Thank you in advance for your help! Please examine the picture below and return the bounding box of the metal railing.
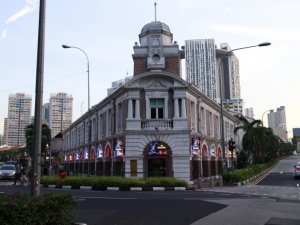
[141,119,173,129]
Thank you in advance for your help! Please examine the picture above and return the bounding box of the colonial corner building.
[60,20,238,184]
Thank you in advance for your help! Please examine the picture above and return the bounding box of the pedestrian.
[20,166,29,186]
[14,162,21,185]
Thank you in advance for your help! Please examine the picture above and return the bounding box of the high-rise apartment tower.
[185,40,241,111]
[49,93,73,137]
[5,93,32,146]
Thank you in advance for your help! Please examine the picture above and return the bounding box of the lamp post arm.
[63,45,90,110]
[261,110,271,126]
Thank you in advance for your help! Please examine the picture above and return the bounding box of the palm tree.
[235,115,280,164]
[234,115,262,164]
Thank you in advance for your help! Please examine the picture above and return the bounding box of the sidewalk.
[191,198,300,225]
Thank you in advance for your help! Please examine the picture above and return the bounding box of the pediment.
[125,72,187,89]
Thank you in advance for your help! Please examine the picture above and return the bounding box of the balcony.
[141,119,173,130]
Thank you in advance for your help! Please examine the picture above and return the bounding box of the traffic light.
[229,139,235,151]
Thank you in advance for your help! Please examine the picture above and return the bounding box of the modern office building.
[223,99,244,115]
[49,93,73,137]
[60,20,239,184]
[107,76,133,96]
[5,93,32,146]
[218,43,240,100]
[244,107,254,119]
[268,106,287,141]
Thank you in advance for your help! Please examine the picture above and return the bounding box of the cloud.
[5,0,38,24]
[2,29,7,39]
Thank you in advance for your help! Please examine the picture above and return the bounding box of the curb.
[234,161,280,186]
[43,184,190,191]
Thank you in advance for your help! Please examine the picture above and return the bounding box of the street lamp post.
[62,44,91,175]
[62,45,90,110]
[219,42,271,171]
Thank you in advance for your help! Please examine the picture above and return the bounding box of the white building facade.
[61,21,238,184]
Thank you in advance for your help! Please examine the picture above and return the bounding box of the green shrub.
[41,175,188,188]
[0,192,77,225]
[223,161,276,185]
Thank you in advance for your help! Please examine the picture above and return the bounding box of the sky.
[0,0,300,138]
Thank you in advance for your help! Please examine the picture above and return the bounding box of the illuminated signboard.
[148,142,168,156]
[191,137,200,156]
[97,145,103,158]
[69,152,73,161]
[210,147,215,158]
[115,138,124,157]
[84,147,89,160]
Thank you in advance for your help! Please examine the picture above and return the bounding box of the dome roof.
[140,21,171,36]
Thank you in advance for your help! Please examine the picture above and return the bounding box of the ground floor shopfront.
[62,133,232,186]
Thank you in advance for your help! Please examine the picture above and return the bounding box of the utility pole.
[31,0,46,196]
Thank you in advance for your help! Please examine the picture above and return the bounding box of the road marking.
[77,196,138,200]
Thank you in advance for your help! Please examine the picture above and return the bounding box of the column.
[164,97,168,119]
[181,98,187,118]
[128,99,133,119]
[135,99,140,119]
[174,98,179,118]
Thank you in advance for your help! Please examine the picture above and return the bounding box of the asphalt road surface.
[1,155,300,225]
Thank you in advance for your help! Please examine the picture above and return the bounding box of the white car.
[0,164,16,180]
[294,162,300,179]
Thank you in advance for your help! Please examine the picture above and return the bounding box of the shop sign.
[191,137,200,156]
[97,145,103,158]
[115,138,124,157]
[148,142,168,156]
[75,150,79,160]
[84,147,89,160]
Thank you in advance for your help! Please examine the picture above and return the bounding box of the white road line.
[77,196,137,200]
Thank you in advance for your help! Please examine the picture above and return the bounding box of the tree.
[25,123,51,159]
[234,115,280,164]
[234,115,262,164]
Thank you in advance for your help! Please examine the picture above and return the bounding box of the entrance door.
[148,157,167,177]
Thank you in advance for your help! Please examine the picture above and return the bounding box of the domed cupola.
[139,21,173,47]
[132,3,181,77]
[140,21,172,39]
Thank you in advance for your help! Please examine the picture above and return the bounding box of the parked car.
[0,164,16,180]
[5,161,18,166]
[294,162,300,179]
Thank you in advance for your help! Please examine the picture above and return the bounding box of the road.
[1,155,300,225]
